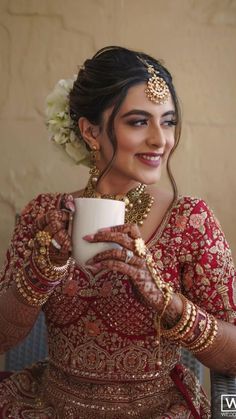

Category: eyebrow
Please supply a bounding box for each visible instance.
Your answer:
[121,109,176,118]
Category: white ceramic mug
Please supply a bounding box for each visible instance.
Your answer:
[72,197,125,266]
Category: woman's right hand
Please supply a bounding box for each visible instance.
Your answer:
[33,194,75,266]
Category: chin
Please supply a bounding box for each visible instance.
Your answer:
[135,170,162,185]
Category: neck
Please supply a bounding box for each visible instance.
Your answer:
[96,175,140,196]
[83,173,155,226]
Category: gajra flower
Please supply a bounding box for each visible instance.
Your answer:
[45,78,90,166]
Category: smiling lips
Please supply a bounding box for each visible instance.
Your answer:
[135,153,163,167]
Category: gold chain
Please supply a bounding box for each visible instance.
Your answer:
[83,175,154,226]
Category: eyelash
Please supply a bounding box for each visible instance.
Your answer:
[127,119,177,127]
[163,120,177,127]
[128,119,148,127]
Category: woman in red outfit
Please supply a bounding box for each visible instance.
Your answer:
[0,46,236,418]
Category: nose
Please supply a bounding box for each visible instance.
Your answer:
[146,124,166,149]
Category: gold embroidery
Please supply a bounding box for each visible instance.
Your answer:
[0,193,232,418]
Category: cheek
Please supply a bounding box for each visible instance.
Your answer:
[166,134,175,153]
[116,137,138,155]
[115,125,142,152]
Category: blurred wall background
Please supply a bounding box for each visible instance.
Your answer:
[0,0,236,389]
[0,0,236,264]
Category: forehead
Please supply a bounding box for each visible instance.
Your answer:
[119,82,175,114]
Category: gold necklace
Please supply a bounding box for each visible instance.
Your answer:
[83,175,154,226]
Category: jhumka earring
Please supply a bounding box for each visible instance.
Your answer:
[89,145,100,186]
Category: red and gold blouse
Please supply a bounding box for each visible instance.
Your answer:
[0,193,235,418]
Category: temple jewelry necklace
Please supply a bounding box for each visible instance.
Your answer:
[83,175,154,226]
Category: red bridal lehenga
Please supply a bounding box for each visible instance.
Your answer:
[0,193,236,418]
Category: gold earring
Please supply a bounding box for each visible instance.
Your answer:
[90,145,100,162]
[89,145,100,186]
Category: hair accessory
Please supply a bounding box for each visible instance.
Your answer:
[138,57,170,105]
[45,78,90,165]
[145,64,170,105]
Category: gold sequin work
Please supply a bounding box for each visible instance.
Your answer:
[0,193,235,418]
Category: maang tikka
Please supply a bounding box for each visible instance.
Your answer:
[138,57,170,105]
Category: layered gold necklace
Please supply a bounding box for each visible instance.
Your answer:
[83,175,154,226]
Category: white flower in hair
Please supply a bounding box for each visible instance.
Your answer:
[45,78,90,165]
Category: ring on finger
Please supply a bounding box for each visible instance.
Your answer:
[125,249,134,264]
[134,238,147,258]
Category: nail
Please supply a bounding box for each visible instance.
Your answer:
[65,201,75,212]
[83,234,95,241]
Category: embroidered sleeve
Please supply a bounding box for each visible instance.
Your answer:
[179,198,236,324]
[0,193,59,293]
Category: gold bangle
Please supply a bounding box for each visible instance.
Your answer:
[177,304,197,341]
[15,268,50,306]
[32,248,70,282]
[193,319,218,354]
[185,316,212,351]
[188,316,218,353]
[160,294,192,340]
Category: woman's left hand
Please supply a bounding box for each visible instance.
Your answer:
[84,223,165,312]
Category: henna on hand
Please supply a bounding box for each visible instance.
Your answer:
[84,224,167,312]
[162,294,183,328]
[87,247,145,268]
[84,223,141,247]
[89,258,165,311]
[33,196,75,267]
[0,194,75,353]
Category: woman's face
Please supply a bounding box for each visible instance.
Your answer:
[97,82,176,189]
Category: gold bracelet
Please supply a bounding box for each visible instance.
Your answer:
[160,294,192,340]
[33,230,70,281]
[15,268,50,306]
[192,318,218,354]
[177,303,197,341]
[187,315,218,353]
[185,314,212,351]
